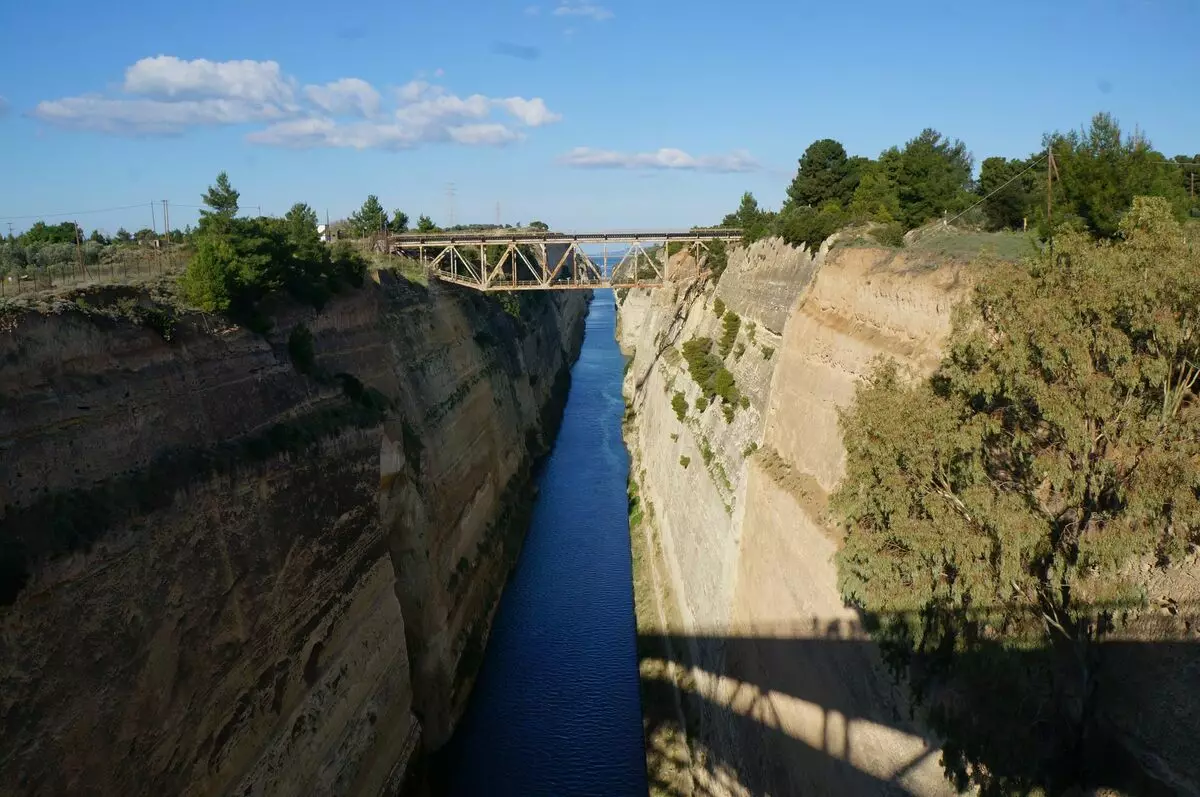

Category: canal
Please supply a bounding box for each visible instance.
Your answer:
[442,290,647,795]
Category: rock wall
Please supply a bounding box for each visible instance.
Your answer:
[620,240,969,796]
[0,276,587,796]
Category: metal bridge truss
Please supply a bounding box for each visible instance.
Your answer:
[384,230,741,291]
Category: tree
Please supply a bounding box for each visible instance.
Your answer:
[833,197,1200,793]
[416,215,438,233]
[529,220,550,231]
[88,230,108,245]
[722,192,773,242]
[134,228,157,242]
[350,194,387,237]
[786,139,862,208]
[848,165,901,222]
[891,129,974,229]
[775,201,844,250]
[200,171,240,222]
[977,156,1035,231]
[390,210,409,234]
[115,228,133,243]
[19,221,78,246]
[180,235,238,311]
[1041,113,1189,239]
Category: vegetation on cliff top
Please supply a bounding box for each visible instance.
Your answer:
[832,197,1200,793]
[720,113,1199,254]
[181,173,368,319]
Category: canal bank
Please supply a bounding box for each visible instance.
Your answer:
[439,291,647,796]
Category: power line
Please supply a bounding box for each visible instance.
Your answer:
[0,202,151,222]
[908,151,1050,246]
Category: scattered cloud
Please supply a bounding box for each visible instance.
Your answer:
[123,55,294,105]
[32,96,290,135]
[33,56,561,150]
[449,124,523,146]
[524,4,541,15]
[304,78,380,117]
[492,41,541,61]
[434,68,445,78]
[552,1,613,21]
[558,147,760,173]
[495,97,561,126]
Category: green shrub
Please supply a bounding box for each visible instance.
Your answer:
[180,235,237,311]
[734,342,746,360]
[288,324,316,374]
[718,310,741,357]
[695,395,709,412]
[761,346,775,360]
[712,296,725,317]
[331,241,367,287]
[700,438,714,465]
[497,292,521,319]
[713,368,740,405]
[671,391,689,421]
[706,240,729,283]
[722,404,734,423]
[679,455,691,469]
[742,441,758,458]
[739,395,750,409]
[875,222,906,247]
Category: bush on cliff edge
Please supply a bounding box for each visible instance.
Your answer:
[833,197,1200,794]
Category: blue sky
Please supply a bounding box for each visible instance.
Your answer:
[2,0,1198,235]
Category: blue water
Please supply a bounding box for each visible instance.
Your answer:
[443,291,647,796]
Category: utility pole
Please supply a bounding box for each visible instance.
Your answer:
[74,221,84,281]
[149,201,159,275]
[495,201,501,227]
[1045,144,1059,255]
[446,183,456,228]
[162,199,171,270]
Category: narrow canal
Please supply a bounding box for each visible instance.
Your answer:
[442,290,647,795]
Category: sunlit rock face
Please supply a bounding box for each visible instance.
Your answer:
[619,241,969,796]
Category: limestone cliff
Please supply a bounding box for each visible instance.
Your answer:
[620,239,969,796]
[0,276,587,795]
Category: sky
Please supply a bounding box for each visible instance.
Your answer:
[1,0,1198,236]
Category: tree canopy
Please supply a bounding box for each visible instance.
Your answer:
[416,215,438,233]
[786,138,863,209]
[200,171,240,223]
[833,196,1200,793]
[349,194,387,237]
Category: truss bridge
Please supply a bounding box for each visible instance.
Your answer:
[384,229,741,291]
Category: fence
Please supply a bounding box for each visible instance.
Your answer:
[0,244,189,300]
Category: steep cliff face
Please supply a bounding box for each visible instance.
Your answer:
[0,276,587,795]
[620,239,969,796]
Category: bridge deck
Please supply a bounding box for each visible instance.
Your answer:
[389,229,741,291]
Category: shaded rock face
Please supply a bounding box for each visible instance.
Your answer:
[0,277,587,796]
[618,243,968,796]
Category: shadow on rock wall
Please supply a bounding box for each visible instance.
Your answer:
[638,614,1197,797]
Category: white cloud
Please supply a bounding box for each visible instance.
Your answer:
[495,97,561,126]
[124,56,294,105]
[552,1,613,21]
[303,78,380,117]
[32,95,289,134]
[34,56,561,151]
[396,79,443,103]
[558,147,761,173]
[449,124,523,145]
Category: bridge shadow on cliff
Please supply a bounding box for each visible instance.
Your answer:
[636,616,1198,797]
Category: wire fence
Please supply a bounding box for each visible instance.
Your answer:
[0,244,190,300]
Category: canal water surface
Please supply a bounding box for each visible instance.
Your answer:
[443,290,647,795]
